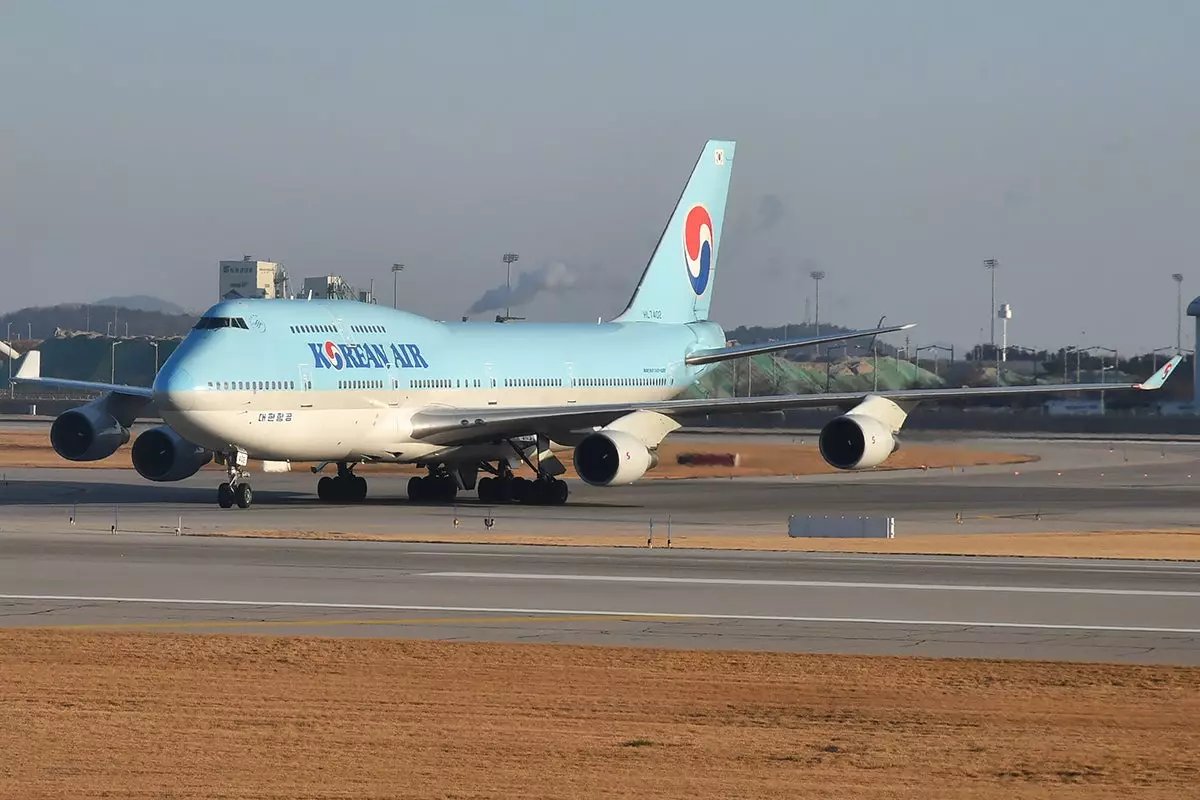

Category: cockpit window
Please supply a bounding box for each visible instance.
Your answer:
[194,316,248,330]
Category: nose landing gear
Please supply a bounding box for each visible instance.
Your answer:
[216,449,253,509]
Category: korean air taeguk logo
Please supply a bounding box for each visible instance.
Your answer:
[323,340,344,370]
[683,204,714,296]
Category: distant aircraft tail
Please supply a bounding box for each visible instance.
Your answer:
[613,139,735,324]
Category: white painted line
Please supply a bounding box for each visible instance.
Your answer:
[421,571,1200,597]
[2,594,1200,635]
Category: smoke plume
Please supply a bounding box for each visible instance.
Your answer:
[467,262,581,315]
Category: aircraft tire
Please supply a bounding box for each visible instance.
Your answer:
[235,483,253,509]
[218,482,234,509]
[317,476,334,502]
[407,476,426,502]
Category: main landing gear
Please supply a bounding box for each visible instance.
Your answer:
[478,472,568,505]
[408,467,458,503]
[316,462,368,503]
[477,437,570,506]
[217,449,253,509]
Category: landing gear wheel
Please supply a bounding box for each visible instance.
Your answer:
[408,475,426,502]
[551,478,569,505]
[218,482,234,509]
[235,483,253,509]
[409,474,457,503]
[317,476,334,502]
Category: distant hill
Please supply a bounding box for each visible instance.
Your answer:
[93,295,187,315]
[1,303,197,340]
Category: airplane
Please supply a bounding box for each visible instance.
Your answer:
[10,139,1182,510]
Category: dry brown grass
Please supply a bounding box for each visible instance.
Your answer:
[0,629,1197,799]
[0,430,1031,478]
[196,528,1200,561]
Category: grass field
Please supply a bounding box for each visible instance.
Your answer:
[195,528,1200,561]
[2,630,1197,799]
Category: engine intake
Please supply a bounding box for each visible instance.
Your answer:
[131,426,213,482]
[818,413,898,470]
[49,404,130,462]
[572,429,658,486]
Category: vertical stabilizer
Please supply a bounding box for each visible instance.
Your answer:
[613,140,735,324]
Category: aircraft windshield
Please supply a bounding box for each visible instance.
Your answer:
[193,316,248,330]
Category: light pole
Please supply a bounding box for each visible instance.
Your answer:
[984,259,998,350]
[111,340,124,384]
[149,341,160,378]
[5,322,11,398]
[1173,273,1184,354]
[503,253,519,320]
[392,263,405,309]
[809,270,825,357]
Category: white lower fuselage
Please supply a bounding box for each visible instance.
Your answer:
[153,302,725,465]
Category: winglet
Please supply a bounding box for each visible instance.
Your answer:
[1135,355,1183,390]
[14,350,40,381]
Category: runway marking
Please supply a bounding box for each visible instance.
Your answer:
[3,594,1200,635]
[45,614,624,631]
[421,572,1200,598]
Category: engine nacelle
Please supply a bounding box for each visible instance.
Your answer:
[131,426,213,482]
[49,403,130,462]
[572,429,659,487]
[818,413,898,470]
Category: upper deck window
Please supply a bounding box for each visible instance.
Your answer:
[194,316,248,330]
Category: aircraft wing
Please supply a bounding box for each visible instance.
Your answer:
[409,356,1183,446]
[10,351,154,425]
[683,323,916,365]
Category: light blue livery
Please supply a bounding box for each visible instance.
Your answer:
[11,140,1181,510]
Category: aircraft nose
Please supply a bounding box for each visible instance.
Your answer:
[154,364,197,412]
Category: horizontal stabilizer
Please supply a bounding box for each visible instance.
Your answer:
[0,341,19,362]
[685,323,917,365]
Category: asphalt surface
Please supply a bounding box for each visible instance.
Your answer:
[3,436,1200,537]
[1,534,1199,664]
[4,434,1200,664]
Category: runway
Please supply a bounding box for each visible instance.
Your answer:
[1,534,1200,663]
[3,435,1200,664]
[3,435,1200,538]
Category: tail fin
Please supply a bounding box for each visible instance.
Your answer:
[613,140,735,324]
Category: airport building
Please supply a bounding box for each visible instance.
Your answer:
[219,257,287,300]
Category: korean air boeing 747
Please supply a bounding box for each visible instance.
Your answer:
[12,140,1181,509]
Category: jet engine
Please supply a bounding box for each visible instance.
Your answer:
[818,413,899,470]
[572,429,659,487]
[131,425,213,482]
[49,402,130,462]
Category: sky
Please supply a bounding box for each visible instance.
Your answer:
[2,0,1198,354]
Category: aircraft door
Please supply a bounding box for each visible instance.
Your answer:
[485,362,498,405]
[298,365,313,408]
[565,361,578,404]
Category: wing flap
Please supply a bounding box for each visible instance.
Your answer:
[684,323,916,365]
